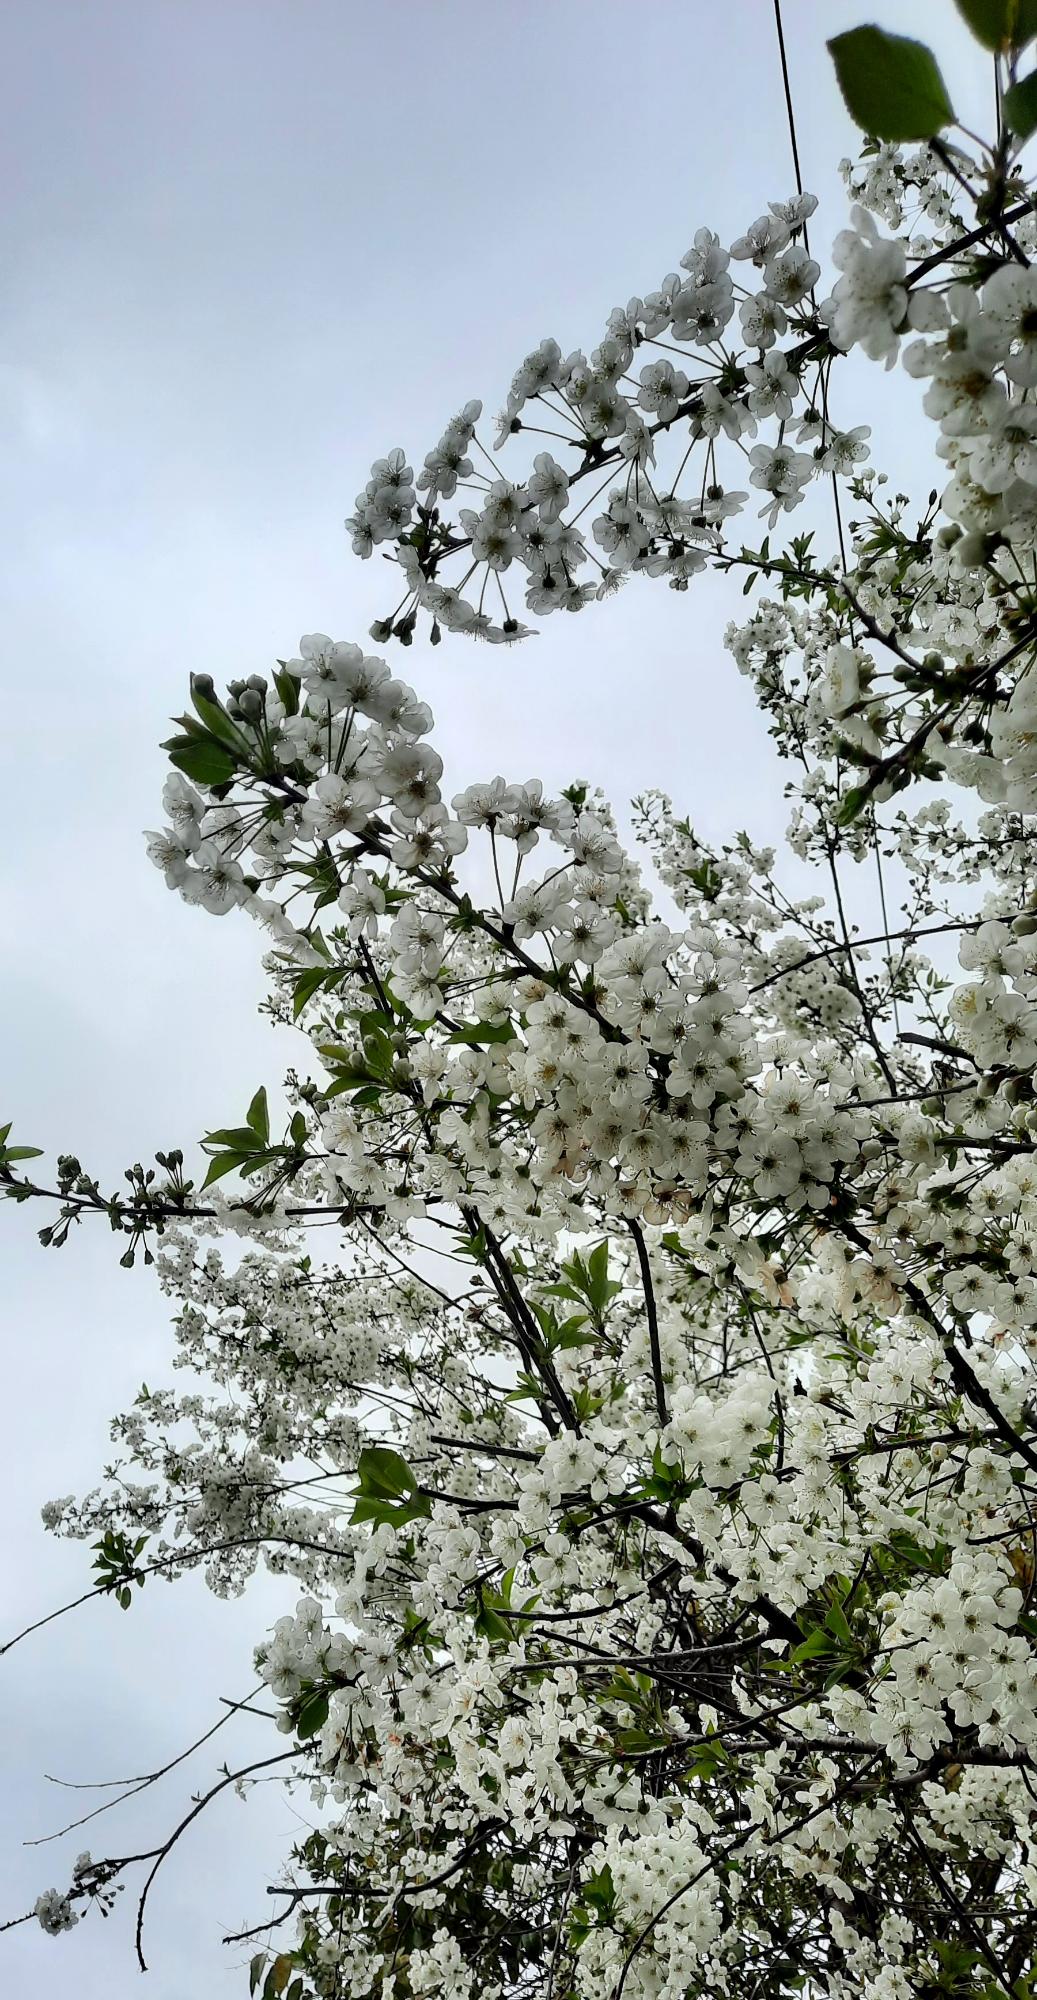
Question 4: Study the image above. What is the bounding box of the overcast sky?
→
[0,2,999,1992]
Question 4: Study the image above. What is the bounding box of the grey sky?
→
[0,1,998,1991]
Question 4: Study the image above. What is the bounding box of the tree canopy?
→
[8,10,1037,1999]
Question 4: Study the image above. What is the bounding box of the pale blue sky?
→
[0,2,999,1991]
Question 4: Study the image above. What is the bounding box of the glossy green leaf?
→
[349,1445,431,1529]
[791,1628,836,1663]
[1004,67,1037,137]
[292,966,340,1019]
[836,784,870,826]
[447,1020,516,1046]
[204,1126,265,1150]
[354,1446,418,1501]
[828,26,954,141]
[190,679,246,750]
[200,1150,251,1189]
[350,1493,430,1528]
[246,1087,270,1145]
[295,1690,330,1739]
[272,665,301,716]
[162,733,239,788]
[954,0,1037,49]
[825,1601,854,1647]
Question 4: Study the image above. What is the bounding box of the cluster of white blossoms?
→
[34,1854,115,1939]
[33,1889,78,1937]
[333,135,1037,661]
[16,19,1037,2000]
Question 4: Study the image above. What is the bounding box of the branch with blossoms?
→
[12,11,1037,2000]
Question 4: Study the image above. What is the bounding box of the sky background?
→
[0,2,1002,1992]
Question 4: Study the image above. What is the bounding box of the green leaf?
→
[686,1742,726,1782]
[350,1493,430,1529]
[583,1864,616,1922]
[291,965,340,1019]
[954,0,1037,50]
[190,679,247,749]
[162,732,239,788]
[791,1628,836,1663]
[825,1602,853,1647]
[556,1317,597,1351]
[474,1600,514,1644]
[296,1689,330,1739]
[550,1243,622,1326]
[457,1226,488,1264]
[836,784,870,827]
[828,26,954,140]
[273,665,301,716]
[569,1911,592,1951]
[636,1444,694,1506]
[475,1575,539,1643]
[204,1126,268,1153]
[354,1445,418,1501]
[201,1150,251,1189]
[585,1240,620,1319]
[326,1082,384,1107]
[1004,67,1037,137]
[317,1048,375,1094]
[447,1020,516,1046]
[531,1301,594,1352]
[616,1725,670,1753]
[349,1446,431,1530]
[247,1087,270,1145]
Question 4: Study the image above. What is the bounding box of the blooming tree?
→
[9,10,1037,1997]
